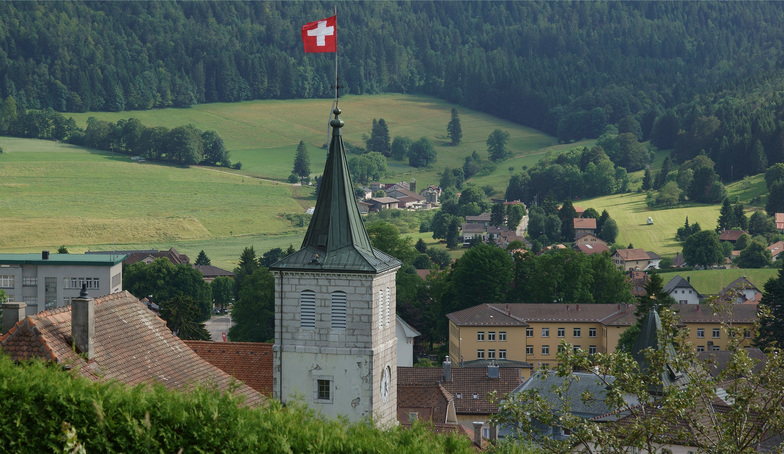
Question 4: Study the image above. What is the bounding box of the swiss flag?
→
[301,15,336,53]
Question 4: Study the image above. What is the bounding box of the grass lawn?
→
[658,268,778,296]
[66,94,557,188]
[0,138,311,269]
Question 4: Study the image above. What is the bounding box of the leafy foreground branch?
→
[0,355,475,453]
[493,307,784,453]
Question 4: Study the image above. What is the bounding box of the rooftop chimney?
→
[472,421,483,447]
[71,284,94,359]
[42,250,49,260]
[443,356,452,382]
[2,301,26,334]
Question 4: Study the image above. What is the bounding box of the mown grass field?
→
[0,137,310,268]
[66,94,558,197]
[659,268,778,296]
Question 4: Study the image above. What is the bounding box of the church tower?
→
[271,106,401,426]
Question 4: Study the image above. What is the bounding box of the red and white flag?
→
[301,15,336,53]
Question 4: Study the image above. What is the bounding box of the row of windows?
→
[696,346,721,352]
[525,327,597,338]
[64,277,99,290]
[300,288,391,330]
[476,331,507,342]
[378,288,391,329]
[694,328,752,339]
[526,345,598,355]
[476,349,507,360]
[300,290,347,330]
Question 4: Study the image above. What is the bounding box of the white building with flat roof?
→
[0,251,125,315]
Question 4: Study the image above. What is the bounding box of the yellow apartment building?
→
[447,303,758,377]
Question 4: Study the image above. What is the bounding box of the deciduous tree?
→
[447,108,462,145]
[487,129,511,162]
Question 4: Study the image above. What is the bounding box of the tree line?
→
[6,2,784,171]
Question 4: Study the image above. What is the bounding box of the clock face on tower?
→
[381,365,390,404]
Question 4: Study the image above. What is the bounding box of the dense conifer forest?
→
[5,1,784,181]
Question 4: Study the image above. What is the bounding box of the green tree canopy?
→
[682,230,724,268]
[408,137,437,168]
[210,275,233,310]
[293,140,311,178]
[447,243,514,312]
[737,241,772,268]
[195,250,211,266]
[487,129,511,162]
[160,295,210,341]
[229,267,275,342]
[447,108,462,145]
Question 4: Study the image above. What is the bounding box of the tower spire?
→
[272,106,400,273]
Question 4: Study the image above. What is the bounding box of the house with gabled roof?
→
[574,218,597,240]
[0,291,264,406]
[462,223,486,246]
[397,382,458,427]
[399,358,522,441]
[663,275,701,305]
[717,276,760,305]
[612,248,659,271]
[769,241,784,261]
[195,265,234,283]
[776,213,784,232]
[718,229,748,243]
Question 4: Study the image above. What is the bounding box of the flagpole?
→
[327,8,338,149]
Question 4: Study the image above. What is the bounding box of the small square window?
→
[573,328,581,337]
[488,331,496,341]
[488,349,496,359]
[573,345,581,353]
[589,345,597,355]
[499,349,507,359]
[314,377,334,403]
[526,345,533,355]
[477,331,485,341]
[589,328,597,337]
[542,345,550,355]
[557,328,565,337]
[713,328,720,338]
[697,346,705,352]
[526,328,534,337]
[477,349,485,359]
[697,328,705,338]
[744,329,751,338]
[499,331,507,341]
[542,328,549,338]
[712,346,720,351]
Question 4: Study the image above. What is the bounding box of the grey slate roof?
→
[270,107,401,274]
[663,275,698,294]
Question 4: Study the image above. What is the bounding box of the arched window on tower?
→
[331,291,347,329]
[300,290,316,329]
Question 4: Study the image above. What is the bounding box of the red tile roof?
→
[672,303,757,324]
[184,340,273,396]
[718,230,748,242]
[576,243,609,255]
[574,218,597,230]
[0,291,263,406]
[398,366,522,415]
[397,383,454,424]
[614,248,652,262]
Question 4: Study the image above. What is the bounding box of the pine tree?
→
[447,108,462,145]
[559,199,577,242]
[642,168,652,190]
[195,250,211,266]
[490,203,506,227]
[756,268,784,349]
[293,141,311,179]
[716,198,735,232]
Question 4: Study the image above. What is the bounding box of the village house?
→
[718,229,748,244]
[612,248,660,271]
[0,251,125,315]
[573,218,597,239]
[398,358,522,440]
[447,302,757,373]
[0,291,263,406]
[663,275,701,305]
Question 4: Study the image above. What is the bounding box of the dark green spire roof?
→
[631,309,690,392]
[271,106,401,274]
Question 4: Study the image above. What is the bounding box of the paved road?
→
[205,314,233,342]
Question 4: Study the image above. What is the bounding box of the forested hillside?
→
[5,2,784,182]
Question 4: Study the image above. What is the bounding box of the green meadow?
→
[0,95,775,273]
[659,268,777,296]
[67,94,558,196]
